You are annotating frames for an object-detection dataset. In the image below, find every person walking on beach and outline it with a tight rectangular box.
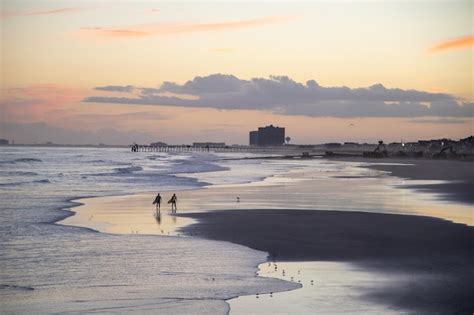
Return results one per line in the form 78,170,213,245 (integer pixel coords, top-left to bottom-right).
153,193,162,212
168,193,178,213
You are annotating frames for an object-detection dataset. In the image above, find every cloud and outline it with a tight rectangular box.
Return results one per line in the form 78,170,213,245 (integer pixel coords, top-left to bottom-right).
76,16,293,39
95,85,136,93
84,74,473,118
2,7,84,18
63,112,168,126
2,84,84,107
430,35,474,53
26,7,83,16
1,84,86,122
408,118,469,125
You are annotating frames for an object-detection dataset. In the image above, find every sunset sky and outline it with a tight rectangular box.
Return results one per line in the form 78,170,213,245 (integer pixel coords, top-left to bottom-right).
1,0,472,145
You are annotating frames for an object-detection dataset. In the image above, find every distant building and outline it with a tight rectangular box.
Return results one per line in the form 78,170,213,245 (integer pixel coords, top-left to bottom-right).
0,139,9,145
193,142,226,148
249,125,285,146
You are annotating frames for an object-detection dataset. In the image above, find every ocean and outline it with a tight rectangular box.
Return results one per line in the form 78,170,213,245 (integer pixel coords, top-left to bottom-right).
1,146,471,313
0,146,309,313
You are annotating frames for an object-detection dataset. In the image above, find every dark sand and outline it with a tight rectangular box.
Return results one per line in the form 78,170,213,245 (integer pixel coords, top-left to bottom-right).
352,158,474,204
178,210,474,314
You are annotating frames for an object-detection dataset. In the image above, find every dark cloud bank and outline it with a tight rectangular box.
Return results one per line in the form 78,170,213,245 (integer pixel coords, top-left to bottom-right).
84,74,473,118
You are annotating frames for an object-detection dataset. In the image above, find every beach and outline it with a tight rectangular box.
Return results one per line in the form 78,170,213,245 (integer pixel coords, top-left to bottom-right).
358,158,474,204
58,157,474,314
2,146,472,314
179,210,473,314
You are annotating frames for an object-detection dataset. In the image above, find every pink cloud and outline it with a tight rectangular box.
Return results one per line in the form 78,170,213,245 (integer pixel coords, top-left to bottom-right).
1,84,87,123
76,16,293,39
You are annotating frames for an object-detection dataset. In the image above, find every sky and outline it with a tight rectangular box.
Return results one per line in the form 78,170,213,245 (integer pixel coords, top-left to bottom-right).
0,0,472,145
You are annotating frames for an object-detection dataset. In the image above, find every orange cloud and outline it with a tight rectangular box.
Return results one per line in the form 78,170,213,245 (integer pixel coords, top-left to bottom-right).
76,16,293,39
430,35,474,53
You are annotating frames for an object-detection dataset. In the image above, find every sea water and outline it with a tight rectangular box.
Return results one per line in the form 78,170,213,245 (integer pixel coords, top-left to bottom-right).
0,146,304,313
1,146,471,313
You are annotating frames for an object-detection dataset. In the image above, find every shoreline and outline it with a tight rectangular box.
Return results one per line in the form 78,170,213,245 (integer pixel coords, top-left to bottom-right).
59,157,474,235
347,157,474,205
55,157,474,313
178,209,474,314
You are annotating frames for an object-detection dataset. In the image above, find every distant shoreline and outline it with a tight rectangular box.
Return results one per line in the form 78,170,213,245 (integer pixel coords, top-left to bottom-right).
354,158,474,204
0,144,130,148
3,142,473,157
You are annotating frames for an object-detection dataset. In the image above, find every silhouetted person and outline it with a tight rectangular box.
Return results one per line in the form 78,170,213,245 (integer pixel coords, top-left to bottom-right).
153,193,162,211
168,193,178,213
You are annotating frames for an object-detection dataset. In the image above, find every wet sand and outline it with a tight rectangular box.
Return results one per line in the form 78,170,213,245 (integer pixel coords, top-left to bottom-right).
60,158,474,313
230,261,414,314
178,209,474,314
62,159,473,235
351,158,474,204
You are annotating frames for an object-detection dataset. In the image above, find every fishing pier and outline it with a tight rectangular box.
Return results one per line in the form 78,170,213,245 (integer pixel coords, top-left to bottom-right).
130,144,302,154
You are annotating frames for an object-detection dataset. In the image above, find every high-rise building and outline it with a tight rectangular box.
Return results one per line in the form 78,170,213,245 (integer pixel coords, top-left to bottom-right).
249,131,259,146
249,125,285,146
